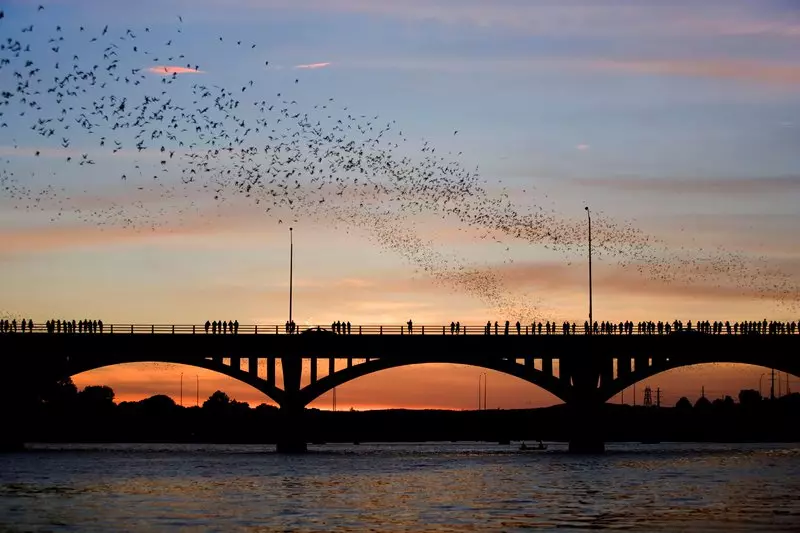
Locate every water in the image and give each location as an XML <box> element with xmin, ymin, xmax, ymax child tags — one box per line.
<box><xmin>1</xmin><ymin>442</ymin><xmax>799</xmax><ymax>532</ymax></box>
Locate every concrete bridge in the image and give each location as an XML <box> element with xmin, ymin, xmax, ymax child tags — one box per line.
<box><xmin>2</xmin><ymin>323</ymin><xmax>799</xmax><ymax>452</ymax></box>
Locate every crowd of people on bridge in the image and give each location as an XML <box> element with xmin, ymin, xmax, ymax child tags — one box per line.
<box><xmin>42</xmin><ymin>319</ymin><xmax>104</xmax><ymax>334</ymax></box>
<box><xmin>204</xmin><ymin>320</ymin><xmax>240</xmax><ymax>334</ymax></box>
<box><xmin>331</xmin><ymin>321</ymin><xmax>352</xmax><ymax>334</ymax></box>
<box><xmin>470</xmin><ymin>319</ymin><xmax>799</xmax><ymax>335</ymax></box>
<box><xmin>0</xmin><ymin>319</ymin><xmax>33</xmax><ymax>333</ymax></box>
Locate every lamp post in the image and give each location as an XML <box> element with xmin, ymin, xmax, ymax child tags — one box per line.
<box><xmin>585</xmin><ymin>207</ymin><xmax>593</xmax><ymax>333</ymax></box>
<box><xmin>289</xmin><ymin>227</ymin><xmax>293</xmax><ymax>333</ymax></box>
<box><xmin>478</xmin><ymin>373</ymin><xmax>487</xmax><ymax>410</ymax></box>
<box><xmin>477</xmin><ymin>374</ymin><xmax>483</xmax><ymax>410</ymax></box>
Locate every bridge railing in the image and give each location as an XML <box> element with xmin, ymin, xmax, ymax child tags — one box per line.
<box><xmin>3</xmin><ymin>322</ymin><xmax>798</xmax><ymax>335</ymax></box>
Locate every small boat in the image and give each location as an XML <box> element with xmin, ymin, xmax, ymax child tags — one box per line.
<box><xmin>519</xmin><ymin>441</ymin><xmax>548</xmax><ymax>451</ymax></box>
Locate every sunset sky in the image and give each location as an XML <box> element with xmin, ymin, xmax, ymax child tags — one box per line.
<box><xmin>1</xmin><ymin>0</ymin><xmax>798</xmax><ymax>410</ymax></box>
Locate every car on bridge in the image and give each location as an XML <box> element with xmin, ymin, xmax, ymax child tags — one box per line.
<box><xmin>302</xmin><ymin>327</ymin><xmax>335</xmax><ymax>336</ymax></box>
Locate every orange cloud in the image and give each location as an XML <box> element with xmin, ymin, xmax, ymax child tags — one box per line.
<box><xmin>472</xmin><ymin>260</ymin><xmax>800</xmax><ymax>307</ymax></box>
<box><xmin>146</xmin><ymin>65</ymin><xmax>205</xmax><ymax>75</ymax></box>
<box><xmin>293</xmin><ymin>62</ymin><xmax>331</xmax><ymax>69</ymax></box>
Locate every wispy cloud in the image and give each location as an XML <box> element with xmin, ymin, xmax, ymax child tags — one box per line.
<box><xmin>146</xmin><ymin>65</ymin><xmax>205</xmax><ymax>75</ymax></box>
<box><xmin>586</xmin><ymin>58</ymin><xmax>800</xmax><ymax>87</ymax></box>
<box><xmin>210</xmin><ymin>0</ymin><xmax>800</xmax><ymax>40</ymax></box>
<box><xmin>339</xmin><ymin>57</ymin><xmax>800</xmax><ymax>86</ymax></box>
<box><xmin>293</xmin><ymin>62</ymin><xmax>331</xmax><ymax>69</ymax></box>
<box><xmin>571</xmin><ymin>175</ymin><xmax>800</xmax><ymax>194</ymax></box>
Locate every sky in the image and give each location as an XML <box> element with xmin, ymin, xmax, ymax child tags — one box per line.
<box><xmin>1</xmin><ymin>0</ymin><xmax>799</xmax><ymax>410</ymax></box>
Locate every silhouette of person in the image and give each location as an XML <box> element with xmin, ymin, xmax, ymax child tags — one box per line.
<box><xmin>347</xmin><ymin>321</ymin><xmax>351</xmax><ymax>334</ymax></box>
<box><xmin>212</xmin><ymin>320</ymin><xmax>217</xmax><ymax>334</ymax></box>
<box><xmin>407</xmin><ymin>319</ymin><xmax>413</xmax><ymax>334</ymax></box>
<box><xmin>515</xmin><ymin>321</ymin><xmax>521</xmax><ymax>335</ymax></box>
<box><xmin>485</xmin><ymin>321</ymin><xmax>491</xmax><ymax>335</ymax></box>
<box><xmin>205</xmin><ymin>320</ymin><xmax>210</xmax><ymax>334</ymax></box>
<box><xmin>450</xmin><ymin>322</ymin><xmax>455</xmax><ymax>334</ymax></box>
<box><xmin>456</xmin><ymin>321</ymin><xmax>460</xmax><ymax>334</ymax></box>
<box><xmin>494</xmin><ymin>321</ymin><xmax>498</xmax><ymax>335</ymax></box>
<box><xmin>20</xmin><ymin>319</ymin><xmax>26</xmax><ymax>333</ymax></box>
<box><xmin>504</xmin><ymin>320</ymin><xmax>509</xmax><ymax>335</ymax></box>
<box><xmin>234</xmin><ymin>320</ymin><xmax>239</xmax><ymax>334</ymax></box>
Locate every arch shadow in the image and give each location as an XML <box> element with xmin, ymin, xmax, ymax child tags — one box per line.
<box><xmin>67</xmin><ymin>355</ymin><xmax>286</xmax><ymax>406</ymax></box>
<box><xmin>599</xmin><ymin>358</ymin><xmax>800</xmax><ymax>403</ymax></box>
<box><xmin>297</xmin><ymin>356</ymin><xmax>571</xmax><ymax>407</ymax></box>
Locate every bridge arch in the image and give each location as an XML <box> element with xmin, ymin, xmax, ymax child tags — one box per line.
<box><xmin>599</xmin><ymin>358</ymin><xmax>800</xmax><ymax>404</ymax></box>
<box><xmin>67</xmin><ymin>357</ymin><xmax>285</xmax><ymax>406</ymax></box>
<box><xmin>297</xmin><ymin>357</ymin><xmax>571</xmax><ymax>407</ymax></box>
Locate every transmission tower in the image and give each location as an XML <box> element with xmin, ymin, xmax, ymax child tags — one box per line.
<box><xmin>643</xmin><ymin>386</ymin><xmax>653</xmax><ymax>407</ymax></box>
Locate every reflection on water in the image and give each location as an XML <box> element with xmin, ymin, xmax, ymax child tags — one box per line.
<box><xmin>1</xmin><ymin>443</ymin><xmax>799</xmax><ymax>531</ymax></box>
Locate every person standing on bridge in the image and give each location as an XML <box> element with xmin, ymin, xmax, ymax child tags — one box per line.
<box><xmin>504</xmin><ymin>321</ymin><xmax>509</xmax><ymax>335</ymax></box>
<box><xmin>516</xmin><ymin>321</ymin><xmax>521</xmax><ymax>335</ymax></box>
<box><xmin>450</xmin><ymin>322</ymin><xmax>455</xmax><ymax>335</ymax></box>
<box><xmin>205</xmin><ymin>321</ymin><xmax>210</xmax><ymax>334</ymax></box>
<box><xmin>234</xmin><ymin>320</ymin><xmax>239</xmax><ymax>334</ymax></box>
<box><xmin>456</xmin><ymin>321</ymin><xmax>460</xmax><ymax>334</ymax></box>
<box><xmin>407</xmin><ymin>319</ymin><xmax>413</xmax><ymax>334</ymax></box>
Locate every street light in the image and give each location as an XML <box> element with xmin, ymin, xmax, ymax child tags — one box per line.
<box><xmin>585</xmin><ymin>206</ymin><xmax>593</xmax><ymax>333</ymax></box>
<box><xmin>478</xmin><ymin>373</ymin><xmax>487</xmax><ymax>410</ymax></box>
<box><xmin>289</xmin><ymin>227</ymin><xmax>294</xmax><ymax>333</ymax></box>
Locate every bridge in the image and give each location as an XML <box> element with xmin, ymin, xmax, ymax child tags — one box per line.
<box><xmin>2</xmin><ymin>322</ymin><xmax>799</xmax><ymax>452</ymax></box>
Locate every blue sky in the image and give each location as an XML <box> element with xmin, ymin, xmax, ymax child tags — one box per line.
<box><xmin>1</xmin><ymin>0</ymin><xmax>799</xmax><ymax>408</ymax></box>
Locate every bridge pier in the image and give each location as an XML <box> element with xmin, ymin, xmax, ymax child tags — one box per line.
<box><xmin>276</xmin><ymin>355</ymin><xmax>308</xmax><ymax>453</ymax></box>
<box><xmin>275</xmin><ymin>404</ymin><xmax>308</xmax><ymax>453</ymax></box>
<box><xmin>563</xmin><ymin>357</ymin><xmax>606</xmax><ymax>454</ymax></box>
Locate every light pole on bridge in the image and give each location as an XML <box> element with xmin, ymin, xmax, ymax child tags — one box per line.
<box><xmin>478</xmin><ymin>373</ymin><xmax>487</xmax><ymax>410</ymax></box>
<box><xmin>289</xmin><ymin>227</ymin><xmax>294</xmax><ymax>333</ymax></box>
<box><xmin>585</xmin><ymin>206</ymin><xmax>593</xmax><ymax>333</ymax></box>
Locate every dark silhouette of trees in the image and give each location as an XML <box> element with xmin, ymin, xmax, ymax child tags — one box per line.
<box><xmin>138</xmin><ymin>394</ymin><xmax>178</xmax><ymax>416</ymax></box>
<box><xmin>694</xmin><ymin>396</ymin><xmax>712</xmax><ymax>410</ymax></box>
<box><xmin>675</xmin><ymin>397</ymin><xmax>692</xmax><ymax>410</ymax></box>
<box><xmin>202</xmin><ymin>390</ymin><xmax>231</xmax><ymax>410</ymax></box>
<box><xmin>738</xmin><ymin>389</ymin><xmax>762</xmax><ymax>407</ymax></box>
<box><xmin>78</xmin><ymin>385</ymin><xmax>115</xmax><ymax>409</ymax></box>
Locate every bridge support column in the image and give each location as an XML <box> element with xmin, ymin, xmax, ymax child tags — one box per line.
<box><xmin>566</xmin><ymin>399</ymin><xmax>605</xmax><ymax>453</ymax></box>
<box><xmin>275</xmin><ymin>403</ymin><xmax>308</xmax><ymax>453</ymax></box>
<box><xmin>276</xmin><ymin>355</ymin><xmax>307</xmax><ymax>453</ymax></box>
<box><xmin>564</xmin><ymin>355</ymin><xmax>606</xmax><ymax>454</ymax></box>
<box><xmin>0</xmin><ymin>400</ymin><xmax>25</xmax><ymax>452</ymax></box>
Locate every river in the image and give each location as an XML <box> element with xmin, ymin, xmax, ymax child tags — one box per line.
<box><xmin>1</xmin><ymin>442</ymin><xmax>799</xmax><ymax>531</ymax></box>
